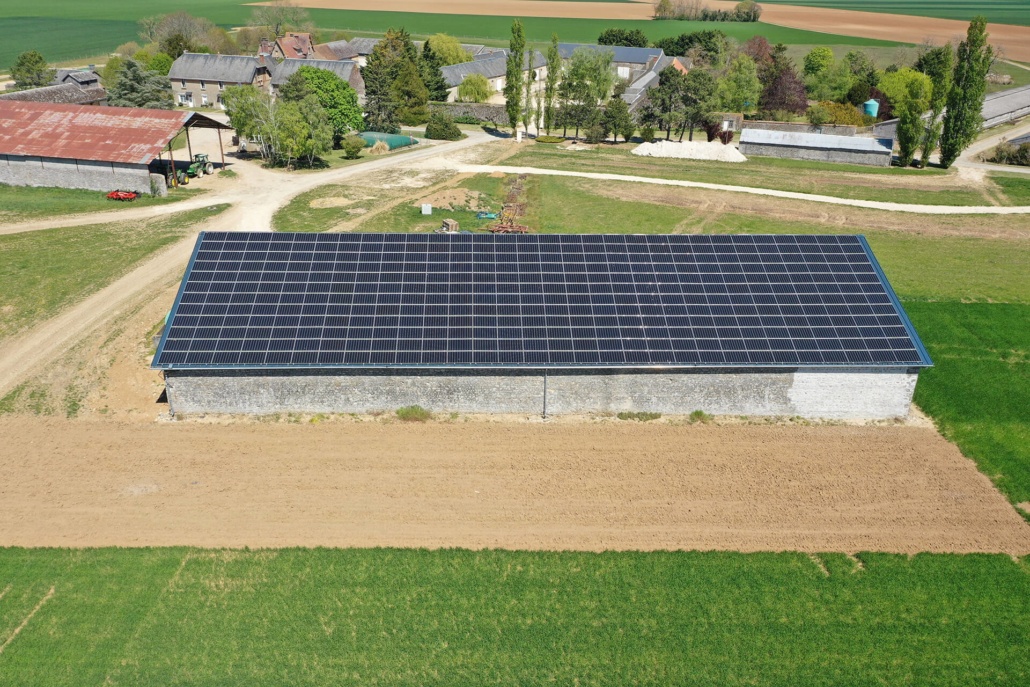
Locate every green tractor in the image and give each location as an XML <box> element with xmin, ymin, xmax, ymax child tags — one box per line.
<box><xmin>187</xmin><ymin>153</ymin><xmax>215</xmax><ymax>178</ymax></box>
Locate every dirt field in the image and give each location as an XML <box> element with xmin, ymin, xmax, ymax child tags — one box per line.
<box><xmin>272</xmin><ymin>0</ymin><xmax>1030</xmax><ymax>62</ymax></box>
<box><xmin>1</xmin><ymin>416</ymin><xmax>1028</xmax><ymax>554</ymax></box>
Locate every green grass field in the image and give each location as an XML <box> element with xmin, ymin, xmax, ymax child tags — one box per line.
<box><xmin>0</xmin><ymin>0</ymin><xmax>901</xmax><ymax>69</ymax></box>
<box><xmin>0</xmin><ymin>548</ymin><xmax>1027</xmax><ymax>685</ymax></box>
<box><xmin>758</xmin><ymin>0</ymin><xmax>1030</xmax><ymax>26</ymax></box>
<box><xmin>0</xmin><ymin>183</ymin><xmax>199</xmax><ymax>223</ymax></box>
<box><xmin>0</xmin><ymin>205</ymin><xmax>226</xmax><ymax>341</ymax></box>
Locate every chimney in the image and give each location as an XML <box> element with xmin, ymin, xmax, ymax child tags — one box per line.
<box><xmin>259</xmin><ymin>38</ymin><xmax>272</xmax><ymax>55</ymax></box>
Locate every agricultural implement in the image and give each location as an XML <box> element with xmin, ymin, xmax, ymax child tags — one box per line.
<box><xmin>187</xmin><ymin>153</ymin><xmax>215</xmax><ymax>177</ymax></box>
<box><xmin>488</xmin><ymin>174</ymin><xmax>531</xmax><ymax>234</ymax></box>
<box><xmin>106</xmin><ymin>190</ymin><xmax>138</xmax><ymax>201</ymax></box>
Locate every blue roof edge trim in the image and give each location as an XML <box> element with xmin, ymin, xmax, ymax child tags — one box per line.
<box><xmin>152</xmin><ymin>232</ymin><xmax>207</xmax><ymax>370</ymax></box>
<box><xmin>157</xmin><ymin>362</ymin><xmax>927</xmax><ymax>372</ymax></box>
<box><xmin>856</xmin><ymin>235</ymin><xmax>932</xmax><ymax>368</ymax></box>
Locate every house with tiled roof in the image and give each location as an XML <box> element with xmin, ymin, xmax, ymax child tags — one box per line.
<box><xmin>441</xmin><ymin>50</ymin><xmax>547</xmax><ymax>103</ymax></box>
<box><xmin>168</xmin><ymin>53</ymin><xmax>273</xmax><ymax>108</ymax></box>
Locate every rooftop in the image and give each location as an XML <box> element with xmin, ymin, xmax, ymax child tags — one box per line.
<box><xmin>0</xmin><ymin>83</ymin><xmax>105</xmax><ymax>105</ymax></box>
<box><xmin>441</xmin><ymin>51</ymin><xmax>546</xmax><ymax>88</ymax></box>
<box><xmin>153</xmin><ymin>232</ymin><xmax>930</xmax><ymax>371</ymax></box>
<box><xmin>168</xmin><ymin>53</ymin><xmax>266</xmax><ymax>83</ymax></box>
<box><xmin>558</xmin><ymin>43</ymin><xmax>664</xmax><ymax>65</ymax></box>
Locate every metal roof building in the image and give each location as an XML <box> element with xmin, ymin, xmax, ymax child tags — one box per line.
<box><xmin>0</xmin><ymin>82</ymin><xmax>106</xmax><ymax>106</ymax></box>
<box><xmin>154</xmin><ymin>232</ymin><xmax>930</xmax><ymax>419</ymax></box>
<box><xmin>739</xmin><ymin>129</ymin><xmax>895</xmax><ymax>167</ymax></box>
<box><xmin>0</xmin><ymin>101</ymin><xmax>229</xmax><ymax>195</ymax></box>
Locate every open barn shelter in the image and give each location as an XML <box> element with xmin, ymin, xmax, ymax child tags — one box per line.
<box><xmin>153</xmin><ymin>233</ymin><xmax>932</xmax><ymax>420</ymax></box>
<box><xmin>0</xmin><ymin>101</ymin><xmax>231</xmax><ymax>196</ymax></box>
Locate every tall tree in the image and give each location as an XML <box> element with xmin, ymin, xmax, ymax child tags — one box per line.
<box><xmin>544</xmin><ymin>33</ymin><xmax>562</xmax><ymax>135</ymax></box>
<box><xmin>940</xmin><ymin>17</ymin><xmax>993</xmax><ymax>168</ymax></box>
<box><xmin>10</xmin><ymin>50</ymin><xmax>55</xmax><ymax>90</ymax></box>
<box><xmin>426</xmin><ymin>34</ymin><xmax>472</xmax><ymax>66</ymax></box>
<box><xmin>802</xmin><ymin>47</ymin><xmax>834</xmax><ymax>76</ymax></box>
<box><xmin>504</xmin><ymin>19</ymin><xmax>526</xmax><ymax>134</ymax></box>
<box><xmin>645</xmin><ymin>66</ymin><xmax>687</xmax><ymax>140</ymax></box>
<box><xmin>248</xmin><ymin>0</ymin><xmax>310</xmax><ymax>38</ymax></box>
<box><xmin>457</xmin><ymin>74</ymin><xmax>490</xmax><ymax>103</ymax></box>
<box><xmin>681</xmin><ymin>69</ymin><xmax>717</xmax><ymax>141</ymax></box>
<box><xmin>601</xmin><ymin>96</ymin><xmax>634</xmax><ymax>142</ymax></box>
<box><xmin>361</xmin><ymin>28</ymin><xmax>415</xmax><ymax>132</ymax></box>
<box><xmin>107</xmin><ymin>59</ymin><xmax>172</xmax><ymax>109</ymax></box>
<box><xmin>760</xmin><ymin>52</ymin><xmax>807</xmax><ymax>115</ymax></box>
<box><xmin>296</xmin><ymin>66</ymin><xmax>363</xmax><ymax>143</ymax></box>
<box><xmin>522</xmin><ymin>50</ymin><xmax>538</xmax><ymax>132</ymax></box>
<box><xmin>718</xmin><ymin>53</ymin><xmax>760</xmax><ymax>113</ymax></box>
<box><xmin>160</xmin><ymin>33</ymin><xmax>193</xmax><ymax>60</ymax></box>
<box><xmin>896</xmin><ymin>77</ymin><xmax>931</xmax><ymax>167</ymax></box>
<box><xmin>916</xmin><ymin>45</ymin><xmax>954</xmax><ymax>167</ymax></box>
<box><xmin>278</xmin><ymin>71</ymin><xmax>313</xmax><ymax>102</ymax></box>
<box><xmin>392</xmin><ymin>58</ymin><xmax>430</xmax><ymax>125</ymax></box>
<box><xmin>296</xmin><ymin>95</ymin><xmax>333</xmax><ymax>167</ymax></box>
<box><xmin>419</xmin><ymin>38</ymin><xmax>450</xmax><ymax>102</ymax></box>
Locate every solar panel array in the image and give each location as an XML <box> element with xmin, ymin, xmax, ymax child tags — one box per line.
<box><xmin>153</xmin><ymin>232</ymin><xmax>931</xmax><ymax>370</ymax></box>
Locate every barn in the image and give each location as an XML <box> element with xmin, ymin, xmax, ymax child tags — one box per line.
<box><xmin>153</xmin><ymin>232</ymin><xmax>931</xmax><ymax>419</ymax></box>
<box><xmin>0</xmin><ymin>101</ymin><xmax>231</xmax><ymax>195</ymax></box>
<box><xmin>739</xmin><ymin>129</ymin><xmax>895</xmax><ymax>167</ymax></box>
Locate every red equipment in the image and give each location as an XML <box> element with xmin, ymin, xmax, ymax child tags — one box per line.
<box><xmin>106</xmin><ymin>190</ymin><xmax>138</xmax><ymax>201</ymax></box>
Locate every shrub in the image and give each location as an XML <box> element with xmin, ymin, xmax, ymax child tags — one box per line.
<box><xmin>806</xmin><ymin>103</ymin><xmax>830</xmax><ymax>126</ymax></box>
<box><xmin>617</xmin><ymin>411</ymin><xmax>662</xmax><ymax>421</ymax></box>
<box><xmin>424</xmin><ymin>112</ymin><xmax>463</xmax><ymax>140</ymax></box>
<box><xmin>396</xmin><ymin>405</ymin><xmax>432</xmax><ymax>422</ymax></box>
<box><xmin>718</xmin><ymin>130</ymin><xmax>734</xmax><ymax>145</ymax></box>
<box><xmin>452</xmin><ymin>114</ymin><xmax>481</xmax><ymax>124</ymax></box>
<box><xmin>584</xmin><ymin>122</ymin><xmax>607</xmax><ymax>144</ymax></box>
<box><xmin>535</xmin><ymin>135</ymin><xmax>565</xmax><ymax>143</ymax></box>
<box><xmin>989</xmin><ymin>141</ymin><xmax>1030</xmax><ymax>166</ymax></box>
<box><xmin>689</xmin><ymin>409</ymin><xmax>713</xmax><ymax>424</ymax></box>
<box><xmin>341</xmin><ymin>134</ymin><xmax>365</xmax><ymax>159</ymax></box>
<box><xmin>639</xmin><ymin>125</ymin><xmax>656</xmax><ymax>143</ymax></box>
<box><xmin>368</xmin><ymin>140</ymin><xmax>390</xmax><ymax>155</ymax></box>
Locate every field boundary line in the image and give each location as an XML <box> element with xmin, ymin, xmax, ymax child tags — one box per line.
<box><xmin>808</xmin><ymin>554</ymin><xmax>830</xmax><ymax>577</ymax></box>
<box><xmin>0</xmin><ymin>586</ymin><xmax>54</xmax><ymax>655</ymax></box>
<box><xmin>445</xmin><ymin>164</ymin><xmax>1030</xmax><ymax>216</ymax></box>
<box><xmin>0</xmin><ymin>584</ymin><xmax>11</xmax><ymax>602</ymax></box>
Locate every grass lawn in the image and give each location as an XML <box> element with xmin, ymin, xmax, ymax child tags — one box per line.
<box><xmin>0</xmin><ymin>547</ymin><xmax>1027</xmax><ymax>686</ymax></box>
<box><xmin>503</xmin><ymin>143</ymin><xmax>1010</xmax><ymax>206</ymax></box>
<box><xmin>756</xmin><ymin>0</ymin><xmax>1030</xmax><ymax>26</ymax></box>
<box><xmin>0</xmin><ymin>204</ymin><xmax>227</xmax><ymax>341</ymax></box>
<box><xmin>0</xmin><ymin>183</ymin><xmax>200</xmax><ymax>223</ymax></box>
<box><xmin>991</xmin><ymin>173</ymin><xmax>1030</xmax><ymax>205</ymax></box>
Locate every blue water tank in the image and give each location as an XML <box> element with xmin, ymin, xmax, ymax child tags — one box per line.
<box><xmin>863</xmin><ymin>99</ymin><xmax>880</xmax><ymax>117</ymax></box>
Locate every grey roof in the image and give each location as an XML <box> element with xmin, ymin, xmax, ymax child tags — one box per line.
<box><xmin>315</xmin><ymin>39</ymin><xmax>353</xmax><ymax>60</ymax></box>
<box><xmin>982</xmin><ymin>84</ymin><xmax>1030</xmax><ymax>128</ymax></box>
<box><xmin>344</xmin><ymin>37</ymin><xmax>381</xmax><ymax>56</ymax></box>
<box><xmin>52</xmin><ymin>69</ymin><xmax>101</xmax><ymax>87</ymax></box>
<box><xmin>558</xmin><ymin>43</ymin><xmax>664</xmax><ymax>65</ymax></box>
<box><xmin>271</xmin><ymin>58</ymin><xmax>361</xmax><ymax>88</ymax></box>
<box><xmin>740</xmin><ymin>129</ymin><xmax>893</xmax><ymax>154</ymax></box>
<box><xmin>0</xmin><ymin>83</ymin><xmax>106</xmax><ymax>105</ymax></box>
<box><xmin>168</xmin><ymin>53</ymin><xmax>264</xmax><ymax>84</ymax></box>
<box><xmin>441</xmin><ymin>51</ymin><xmax>546</xmax><ymax>88</ymax></box>
<box><xmin>1009</xmin><ymin>132</ymin><xmax>1030</xmax><ymax>146</ymax></box>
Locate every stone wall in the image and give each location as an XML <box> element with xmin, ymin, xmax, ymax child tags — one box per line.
<box><xmin>0</xmin><ymin>155</ymin><xmax>154</xmax><ymax>194</ymax></box>
<box><xmin>430</xmin><ymin>102</ymin><xmax>510</xmax><ymax>126</ymax></box>
<box><xmin>738</xmin><ymin>142</ymin><xmax>892</xmax><ymax>167</ymax></box>
<box><xmin>743</xmin><ymin>121</ymin><xmax>858</xmax><ymax>136</ymax></box>
<box><xmin>164</xmin><ymin>367</ymin><xmax>919</xmax><ymax>419</ymax></box>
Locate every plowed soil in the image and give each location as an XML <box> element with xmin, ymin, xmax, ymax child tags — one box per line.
<box><xmin>269</xmin><ymin>0</ymin><xmax>1030</xmax><ymax>61</ymax></box>
<box><xmin>2</xmin><ymin>417</ymin><xmax>1028</xmax><ymax>554</ymax></box>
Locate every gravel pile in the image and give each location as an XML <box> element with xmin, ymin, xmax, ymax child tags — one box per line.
<box><xmin>632</xmin><ymin>140</ymin><xmax>747</xmax><ymax>162</ymax></box>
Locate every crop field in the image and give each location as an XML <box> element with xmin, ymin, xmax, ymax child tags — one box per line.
<box><xmin>0</xmin><ymin>548</ymin><xmax>1027</xmax><ymax>685</ymax></box>
<box><xmin>0</xmin><ymin>0</ymin><xmax>899</xmax><ymax>68</ymax></box>
<box><xmin>757</xmin><ymin>0</ymin><xmax>1030</xmax><ymax>26</ymax></box>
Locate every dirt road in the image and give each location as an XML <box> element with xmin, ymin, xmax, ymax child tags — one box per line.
<box><xmin>1</xmin><ymin>416</ymin><xmax>1027</xmax><ymax>553</ymax></box>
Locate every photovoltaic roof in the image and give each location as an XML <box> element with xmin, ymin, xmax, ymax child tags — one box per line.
<box><xmin>153</xmin><ymin>233</ymin><xmax>931</xmax><ymax>370</ymax></box>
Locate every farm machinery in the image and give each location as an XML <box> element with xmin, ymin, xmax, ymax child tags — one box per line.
<box><xmin>166</xmin><ymin>154</ymin><xmax>215</xmax><ymax>187</ymax></box>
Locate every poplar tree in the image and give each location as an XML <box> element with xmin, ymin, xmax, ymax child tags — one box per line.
<box><xmin>504</xmin><ymin>19</ymin><xmax>525</xmax><ymax>134</ymax></box>
<box><xmin>544</xmin><ymin>33</ymin><xmax>562</xmax><ymax>135</ymax></box>
<box><xmin>916</xmin><ymin>45</ymin><xmax>954</xmax><ymax>167</ymax></box>
<box><xmin>940</xmin><ymin>17</ymin><xmax>993</xmax><ymax>168</ymax></box>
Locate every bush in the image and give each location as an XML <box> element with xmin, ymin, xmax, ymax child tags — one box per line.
<box><xmin>584</xmin><ymin>123</ymin><xmax>607</xmax><ymax>144</ymax></box>
<box><xmin>639</xmin><ymin>125</ymin><xmax>656</xmax><ymax>143</ymax></box>
<box><xmin>452</xmin><ymin>114</ymin><xmax>481</xmax><ymax>124</ymax></box>
<box><xmin>396</xmin><ymin>405</ymin><xmax>432</xmax><ymax>422</ymax></box>
<box><xmin>457</xmin><ymin>73</ymin><xmax>490</xmax><ymax>103</ymax></box>
<box><xmin>535</xmin><ymin>135</ymin><xmax>565</xmax><ymax>143</ymax></box>
<box><xmin>341</xmin><ymin>134</ymin><xmax>365</xmax><ymax>159</ymax></box>
<box><xmin>617</xmin><ymin>411</ymin><xmax>662</xmax><ymax>421</ymax></box>
<box><xmin>989</xmin><ymin>141</ymin><xmax>1030</xmax><ymax>166</ymax></box>
<box><xmin>689</xmin><ymin>409</ymin><xmax>713</xmax><ymax>424</ymax></box>
<box><xmin>424</xmin><ymin>112</ymin><xmax>463</xmax><ymax>141</ymax></box>
<box><xmin>718</xmin><ymin>130</ymin><xmax>734</xmax><ymax>145</ymax></box>
<box><xmin>807</xmin><ymin>103</ymin><xmax>830</xmax><ymax>126</ymax></box>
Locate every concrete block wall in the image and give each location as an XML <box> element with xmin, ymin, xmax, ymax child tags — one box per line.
<box><xmin>0</xmin><ymin>155</ymin><xmax>153</xmax><ymax>194</ymax></box>
<box><xmin>164</xmin><ymin>367</ymin><xmax>919</xmax><ymax>419</ymax></box>
<box><xmin>738</xmin><ymin>143</ymin><xmax>892</xmax><ymax>167</ymax></box>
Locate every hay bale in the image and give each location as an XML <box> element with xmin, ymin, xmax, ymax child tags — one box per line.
<box><xmin>369</xmin><ymin>140</ymin><xmax>390</xmax><ymax>155</ymax></box>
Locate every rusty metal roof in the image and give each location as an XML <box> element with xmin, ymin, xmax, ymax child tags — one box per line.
<box><xmin>0</xmin><ymin>101</ymin><xmax>227</xmax><ymax>165</ymax></box>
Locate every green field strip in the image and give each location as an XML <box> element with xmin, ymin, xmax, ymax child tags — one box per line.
<box><xmin>757</xmin><ymin>0</ymin><xmax>1030</xmax><ymax>27</ymax></box>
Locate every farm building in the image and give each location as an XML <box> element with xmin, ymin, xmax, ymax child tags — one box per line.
<box><xmin>169</xmin><ymin>53</ymin><xmax>274</xmax><ymax>108</ymax></box>
<box><xmin>739</xmin><ymin>129</ymin><xmax>894</xmax><ymax>167</ymax></box>
<box><xmin>441</xmin><ymin>50</ymin><xmax>547</xmax><ymax>102</ymax></box>
<box><xmin>0</xmin><ymin>101</ymin><xmax>231</xmax><ymax>195</ymax></box>
<box><xmin>153</xmin><ymin>233</ymin><xmax>931</xmax><ymax>419</ymax></box>
<box><xmin>558</xmin><ymin>43</ymin><xmax>664</xmax><ymax>81</ymax></box>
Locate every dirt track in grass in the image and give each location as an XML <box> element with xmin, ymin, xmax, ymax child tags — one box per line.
<box><xmin>2</xmin><ymin>416</ymin><xmax>1028</xmax><ymax>554</ymax></box>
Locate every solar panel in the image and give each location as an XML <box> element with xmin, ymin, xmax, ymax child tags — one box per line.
<box><xmin>152</xmin><ymin>233</ymin><xmax>932</xmax><ymax>370</ymax></box>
